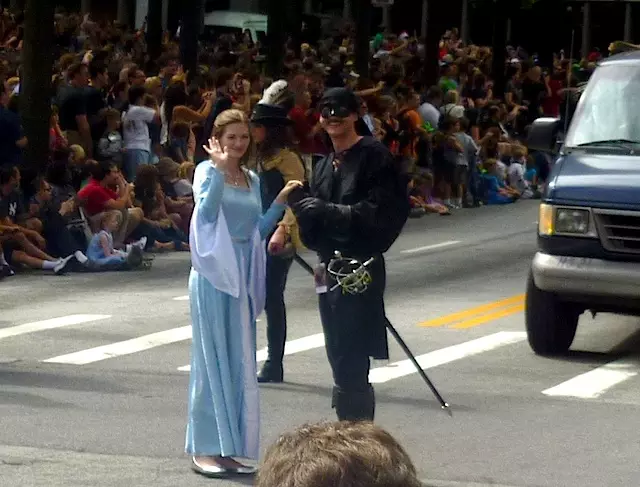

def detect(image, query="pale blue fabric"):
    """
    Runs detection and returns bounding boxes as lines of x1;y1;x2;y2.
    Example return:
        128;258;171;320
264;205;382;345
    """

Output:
185;161;285;459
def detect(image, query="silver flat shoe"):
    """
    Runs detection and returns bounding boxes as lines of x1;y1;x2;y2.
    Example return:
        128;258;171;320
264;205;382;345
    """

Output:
191;457;232;478
234;465;257;475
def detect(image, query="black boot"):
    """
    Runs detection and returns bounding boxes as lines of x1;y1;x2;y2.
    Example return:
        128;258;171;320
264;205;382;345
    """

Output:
257;361;284;383
331;386;375;422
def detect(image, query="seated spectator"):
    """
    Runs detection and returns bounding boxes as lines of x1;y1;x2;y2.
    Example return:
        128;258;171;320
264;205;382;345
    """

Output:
77;159;145;248
409;173;450;216
133;164;188;251
157;157;193;197
0;166;42;233
507;144;534;199
256;421;422;487
481;159;519;205
28;176;89;264
86;210;146;268
155;157;193;234
0;168;76;275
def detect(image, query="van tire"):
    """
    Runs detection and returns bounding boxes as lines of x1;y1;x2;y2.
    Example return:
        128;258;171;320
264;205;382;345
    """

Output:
525;270;580;356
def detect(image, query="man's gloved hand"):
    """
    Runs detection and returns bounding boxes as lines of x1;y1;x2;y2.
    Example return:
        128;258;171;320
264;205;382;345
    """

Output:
293;197;351;236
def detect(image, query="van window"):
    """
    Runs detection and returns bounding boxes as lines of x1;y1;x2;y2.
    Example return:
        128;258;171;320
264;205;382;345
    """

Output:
565;64;640;147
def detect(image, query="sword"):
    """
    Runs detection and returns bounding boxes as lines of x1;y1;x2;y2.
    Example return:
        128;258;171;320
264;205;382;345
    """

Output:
293;252;451;415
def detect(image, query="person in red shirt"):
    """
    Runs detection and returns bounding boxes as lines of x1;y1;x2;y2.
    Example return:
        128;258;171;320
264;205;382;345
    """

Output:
77;160;144;247
289;89;327;157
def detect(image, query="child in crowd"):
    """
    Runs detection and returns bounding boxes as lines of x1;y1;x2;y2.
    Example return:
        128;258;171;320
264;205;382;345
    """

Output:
86;210;146;268
481;159;519;205
97;107;123;164
507;144;534;199
409;173;451;216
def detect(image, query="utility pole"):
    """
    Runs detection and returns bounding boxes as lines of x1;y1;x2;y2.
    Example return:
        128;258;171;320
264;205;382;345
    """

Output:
20;0;54;171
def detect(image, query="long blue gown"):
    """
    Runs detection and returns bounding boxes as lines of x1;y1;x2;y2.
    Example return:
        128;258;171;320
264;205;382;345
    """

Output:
185;161;285;460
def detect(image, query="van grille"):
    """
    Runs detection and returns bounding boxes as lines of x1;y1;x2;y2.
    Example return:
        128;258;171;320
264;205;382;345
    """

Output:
594;210;640;254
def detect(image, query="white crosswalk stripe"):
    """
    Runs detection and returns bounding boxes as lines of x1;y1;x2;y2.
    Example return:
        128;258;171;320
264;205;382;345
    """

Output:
4;309;640;403
177;332;325;372
43;326;192;365
368;331;526;383
0;314;111;340
542;358;640;399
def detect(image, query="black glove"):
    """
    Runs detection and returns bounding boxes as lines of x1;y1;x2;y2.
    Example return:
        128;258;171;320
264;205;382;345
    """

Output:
292;197;328;221
293;197;351;238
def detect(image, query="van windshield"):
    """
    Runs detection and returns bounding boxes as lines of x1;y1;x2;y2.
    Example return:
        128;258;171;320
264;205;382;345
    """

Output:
564;63;640;148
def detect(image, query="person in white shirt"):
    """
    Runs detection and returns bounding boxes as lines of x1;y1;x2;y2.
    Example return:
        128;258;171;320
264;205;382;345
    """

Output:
122;86;160;181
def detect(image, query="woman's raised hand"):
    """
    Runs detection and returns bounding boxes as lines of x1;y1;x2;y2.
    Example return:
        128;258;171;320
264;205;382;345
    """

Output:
275;180;304;204
203;137;229;168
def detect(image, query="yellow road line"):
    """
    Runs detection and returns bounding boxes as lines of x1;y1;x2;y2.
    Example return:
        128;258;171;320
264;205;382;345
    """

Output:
450;303;525;329
419;294;525;328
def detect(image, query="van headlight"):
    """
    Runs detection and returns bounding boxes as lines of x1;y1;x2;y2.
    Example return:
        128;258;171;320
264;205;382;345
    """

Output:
538;204;597;237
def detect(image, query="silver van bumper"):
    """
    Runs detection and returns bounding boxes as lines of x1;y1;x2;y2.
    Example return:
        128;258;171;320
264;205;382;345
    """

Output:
532;252;640;298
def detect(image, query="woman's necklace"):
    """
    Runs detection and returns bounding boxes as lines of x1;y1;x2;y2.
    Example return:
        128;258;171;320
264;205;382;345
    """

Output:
225;169;244;187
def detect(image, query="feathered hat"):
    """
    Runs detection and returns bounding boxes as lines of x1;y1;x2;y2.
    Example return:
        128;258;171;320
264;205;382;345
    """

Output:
250;79;294;126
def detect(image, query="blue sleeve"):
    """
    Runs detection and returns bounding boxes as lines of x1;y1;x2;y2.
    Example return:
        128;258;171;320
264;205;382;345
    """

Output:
259;201;286;240
250;172;285;239
193;161;225;222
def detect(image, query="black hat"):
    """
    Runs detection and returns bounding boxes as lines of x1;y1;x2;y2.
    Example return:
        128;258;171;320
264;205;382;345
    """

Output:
318;87;360;116
250;103;292;126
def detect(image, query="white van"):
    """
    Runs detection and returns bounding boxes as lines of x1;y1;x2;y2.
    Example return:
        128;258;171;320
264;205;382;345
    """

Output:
202;11;267;44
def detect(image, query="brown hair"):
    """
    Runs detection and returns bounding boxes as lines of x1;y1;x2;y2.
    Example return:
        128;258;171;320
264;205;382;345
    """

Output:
255;421;422;487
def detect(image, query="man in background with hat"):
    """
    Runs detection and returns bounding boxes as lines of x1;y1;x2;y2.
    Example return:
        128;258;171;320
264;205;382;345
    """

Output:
292;87;410;422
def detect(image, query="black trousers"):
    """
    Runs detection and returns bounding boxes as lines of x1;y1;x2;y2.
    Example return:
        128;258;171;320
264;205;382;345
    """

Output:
317;256;388;421
263;252;293;368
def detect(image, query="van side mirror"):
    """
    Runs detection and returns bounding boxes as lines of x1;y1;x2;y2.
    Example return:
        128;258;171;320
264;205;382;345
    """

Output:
527;118;563;154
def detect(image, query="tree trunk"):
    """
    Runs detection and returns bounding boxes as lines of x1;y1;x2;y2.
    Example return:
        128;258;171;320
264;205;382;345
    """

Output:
180;0;204;83
20;0;54;172
147;0;163;63
266;0;287;77
423;0;441;87
491;0;509;99
353;0;372;78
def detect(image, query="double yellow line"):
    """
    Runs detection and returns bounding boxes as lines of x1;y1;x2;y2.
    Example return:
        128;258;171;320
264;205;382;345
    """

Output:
419;294;525;329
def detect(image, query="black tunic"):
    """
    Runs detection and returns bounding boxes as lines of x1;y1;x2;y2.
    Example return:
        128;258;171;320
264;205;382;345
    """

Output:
297;136;409;360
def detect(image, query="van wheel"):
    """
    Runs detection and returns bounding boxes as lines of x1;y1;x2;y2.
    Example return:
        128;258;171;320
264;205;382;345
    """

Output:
525;270;580;356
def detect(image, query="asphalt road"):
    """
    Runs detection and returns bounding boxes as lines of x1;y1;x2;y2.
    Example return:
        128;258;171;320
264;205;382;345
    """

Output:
2;199;640;487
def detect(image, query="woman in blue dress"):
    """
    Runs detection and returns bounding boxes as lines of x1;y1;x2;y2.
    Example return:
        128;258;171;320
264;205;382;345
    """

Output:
186;108;302;478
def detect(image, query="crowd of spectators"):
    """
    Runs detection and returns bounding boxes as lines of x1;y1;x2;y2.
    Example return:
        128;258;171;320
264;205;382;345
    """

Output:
0;8;592;280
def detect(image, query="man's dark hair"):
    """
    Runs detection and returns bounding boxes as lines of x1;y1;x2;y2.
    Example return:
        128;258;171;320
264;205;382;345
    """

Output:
128;85;147;105
67;63;87;79
92;159;117;181
89;59;107;80
0;165;17;185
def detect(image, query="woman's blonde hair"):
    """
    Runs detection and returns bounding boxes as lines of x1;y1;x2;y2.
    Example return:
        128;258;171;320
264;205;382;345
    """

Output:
212;109;252;166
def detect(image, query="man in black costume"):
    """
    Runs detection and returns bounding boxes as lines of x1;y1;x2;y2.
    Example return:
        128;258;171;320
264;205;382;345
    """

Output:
292;88;410;421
